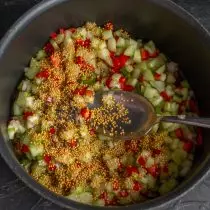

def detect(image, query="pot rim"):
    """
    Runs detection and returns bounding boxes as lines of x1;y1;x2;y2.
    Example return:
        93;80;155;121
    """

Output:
0;0;210;209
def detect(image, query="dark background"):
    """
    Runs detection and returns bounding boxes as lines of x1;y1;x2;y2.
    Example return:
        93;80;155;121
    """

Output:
1;0;210;209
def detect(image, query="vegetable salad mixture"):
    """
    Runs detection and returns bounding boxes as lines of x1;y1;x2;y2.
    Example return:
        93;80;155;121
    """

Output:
8;22;202;206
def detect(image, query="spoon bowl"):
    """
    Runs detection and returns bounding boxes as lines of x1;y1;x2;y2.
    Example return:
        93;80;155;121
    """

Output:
88;90;210;140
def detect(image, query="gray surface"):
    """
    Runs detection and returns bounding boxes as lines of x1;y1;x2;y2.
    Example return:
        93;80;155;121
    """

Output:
1;0;210;209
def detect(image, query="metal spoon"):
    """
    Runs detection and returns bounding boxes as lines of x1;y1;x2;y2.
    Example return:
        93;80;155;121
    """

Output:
88;90;210;140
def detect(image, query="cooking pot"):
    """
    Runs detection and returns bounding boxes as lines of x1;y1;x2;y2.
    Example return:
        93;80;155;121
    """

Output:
0;0;210;209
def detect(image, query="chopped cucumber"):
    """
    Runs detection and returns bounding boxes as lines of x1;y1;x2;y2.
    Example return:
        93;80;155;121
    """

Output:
107;38;116;52
102;30;113;40
144;86;159;99
164;102;179;113
25;67;40;80
159;179;177;195
121;68;131;78
173;95;182;103
36;50;47;60
16;92;30;107
137;61;148;72
91;37;100;49
50;39;59;50
148;56;165;70
124;45;136;57
167;72;176;84
98;48;113;66
127;78;138;87
93;199;105;206
143;70;154;81
133;49;142;63
172;149;187;165
116;37;126;48
30;144;44;158
64;31;73;46
125;65;134;73
181;80;190;88
132;67;141;78
55;33;65;44
13;103;23;116
31;162;46;178
151;96;163;106
150;81;165;92
144;40;156;55
156;65;166;74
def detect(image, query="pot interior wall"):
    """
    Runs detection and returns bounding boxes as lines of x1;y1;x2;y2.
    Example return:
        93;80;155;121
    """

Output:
0;0;210;202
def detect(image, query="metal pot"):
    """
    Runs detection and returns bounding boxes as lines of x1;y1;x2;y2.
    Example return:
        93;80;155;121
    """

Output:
0;0;210;209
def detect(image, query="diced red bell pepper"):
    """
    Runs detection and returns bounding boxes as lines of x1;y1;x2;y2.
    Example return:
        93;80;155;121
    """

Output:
126;165;139;176
85;89;93;97
50;32;57;39
119;76;126;84
122;84;134;92
75;39;91;48
109;51;115;59
75;56;85;65
100;191;108;200
80;107;91;120
23;111;33;120
163;165;169;173
83;39;91;48
119;190;129;197
44;43;54;55
36;70;50;79
50;54;60;67
178;100;187;114
89;128;96;136
149;49;159;58
14;142;22;152
154;73;161;80
147;165;159;177
49;127;56;135
48;164;56;171
69;27;76;33
140;49;150;61
152;149;161;156
160;91;172;101
133;181;142;191
113;180;120;191
76;162;82;168
44;154;52;164
119;54;129;67
104;21;114;30
75;39;84;47
106;77;112;88
111;54;129;73
137;156;146;167
139;75;144;83
188;99;200;114
74;86;87;95
21;144;29;153
59;28;65;34
183;141;193;153
108;197;118;206
118;160;123;171
115;36;119;41
175;128;184;139
112;58;121;73
68;139;77;148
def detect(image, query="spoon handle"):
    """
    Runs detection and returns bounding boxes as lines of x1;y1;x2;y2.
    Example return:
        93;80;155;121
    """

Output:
160;116;210;128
